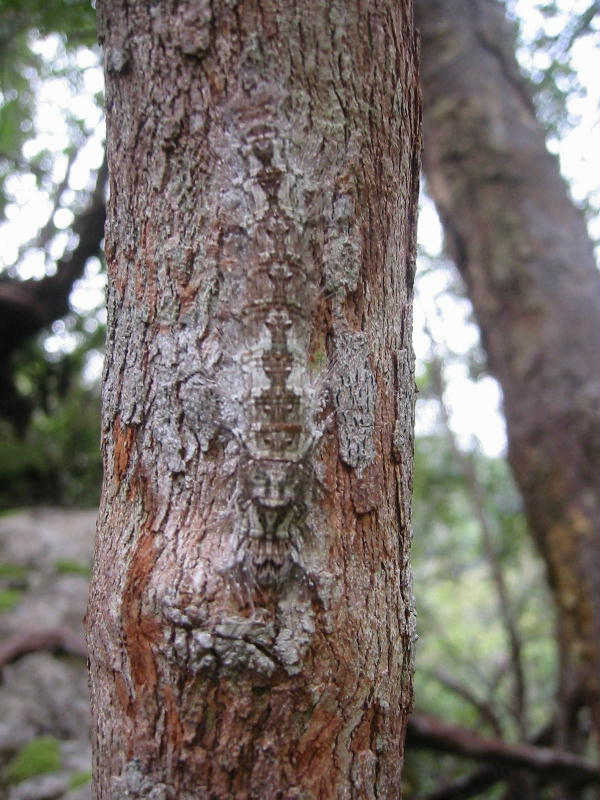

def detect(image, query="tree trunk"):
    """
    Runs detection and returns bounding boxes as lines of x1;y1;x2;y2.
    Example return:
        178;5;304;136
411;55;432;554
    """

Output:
87;2;420;798
416;0;600;736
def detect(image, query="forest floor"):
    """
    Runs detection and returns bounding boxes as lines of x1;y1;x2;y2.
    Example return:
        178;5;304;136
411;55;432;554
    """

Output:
0;509;95;800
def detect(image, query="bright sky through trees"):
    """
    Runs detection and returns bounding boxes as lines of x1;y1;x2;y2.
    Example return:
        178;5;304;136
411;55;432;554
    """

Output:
0;0;596;454
414;0;598;456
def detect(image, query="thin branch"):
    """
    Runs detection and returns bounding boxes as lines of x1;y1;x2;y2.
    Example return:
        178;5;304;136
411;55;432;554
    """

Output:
29;154;108;322
418;719;557;800
427;348;528;737
423;764;508;800
34;148;79;253
426;668;503;737
407;712;599;784
0;155;107;358
0;627;87;672
0;156;107;426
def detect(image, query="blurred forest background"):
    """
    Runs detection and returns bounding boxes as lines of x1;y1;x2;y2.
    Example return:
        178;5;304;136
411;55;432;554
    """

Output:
0;1;597;799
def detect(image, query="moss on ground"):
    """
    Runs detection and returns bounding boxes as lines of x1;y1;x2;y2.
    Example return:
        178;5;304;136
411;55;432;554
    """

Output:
54;558;91;577
69;770;92;790
0;589;23;611
3;736;62;784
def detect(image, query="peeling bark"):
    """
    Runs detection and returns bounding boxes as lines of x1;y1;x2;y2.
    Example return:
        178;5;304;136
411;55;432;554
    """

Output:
87;2;420;798
416;0;600;735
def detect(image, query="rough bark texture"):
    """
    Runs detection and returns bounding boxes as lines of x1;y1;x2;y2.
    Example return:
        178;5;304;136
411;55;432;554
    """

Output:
87;2;420;798
416;0;600;735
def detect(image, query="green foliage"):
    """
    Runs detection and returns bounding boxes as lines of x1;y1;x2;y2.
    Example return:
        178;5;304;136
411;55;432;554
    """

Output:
510;1;599;137
0;0;98;213
0;372;102;509
0;308;104;508
0;588;22;611
12;315;105;415
403;751;506;799
405;432;559;797
0;561;28;580
0;0;96;43
68;770;92;790
54;557;91;576
3;736;61;784
0;560;27;610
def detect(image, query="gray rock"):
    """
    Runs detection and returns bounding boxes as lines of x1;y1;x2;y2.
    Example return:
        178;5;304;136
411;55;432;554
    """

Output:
7;576;89;635
59;741;92;775
0;511;95;797
0;510;96;570
0;693;37;751
0;654;90;741
62;786;92;800
8;773;70;800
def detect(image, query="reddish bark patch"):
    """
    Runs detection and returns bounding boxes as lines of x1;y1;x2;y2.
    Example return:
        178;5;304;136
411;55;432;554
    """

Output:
113;418;134;483
296;703;343;788
350;460;384;514
121;529;159;698
114;670;133;718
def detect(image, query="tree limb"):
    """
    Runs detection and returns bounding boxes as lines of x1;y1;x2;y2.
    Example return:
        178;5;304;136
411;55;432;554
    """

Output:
407;712;599;784
0;626;87;673
0;156;107;356
427;352;528;737
0;156;107;427
426;668;503;737
417;0;600;733
423;765;508;800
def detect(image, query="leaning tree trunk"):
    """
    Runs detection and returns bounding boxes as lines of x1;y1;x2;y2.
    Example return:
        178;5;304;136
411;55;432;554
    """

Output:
416;0;600;737
87;2;420;798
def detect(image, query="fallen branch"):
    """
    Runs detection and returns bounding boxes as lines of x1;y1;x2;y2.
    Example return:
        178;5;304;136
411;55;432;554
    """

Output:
0;626;87;672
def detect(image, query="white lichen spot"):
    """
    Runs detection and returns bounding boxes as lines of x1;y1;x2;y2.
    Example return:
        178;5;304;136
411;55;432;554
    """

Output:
111;759;167;800
331;331;377;474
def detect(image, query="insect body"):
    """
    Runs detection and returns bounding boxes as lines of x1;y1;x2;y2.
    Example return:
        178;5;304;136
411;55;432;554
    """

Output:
225;120;318;590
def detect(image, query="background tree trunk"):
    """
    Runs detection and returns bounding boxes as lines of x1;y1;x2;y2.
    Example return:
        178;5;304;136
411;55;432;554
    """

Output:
416;0;600;737
87;1;420;798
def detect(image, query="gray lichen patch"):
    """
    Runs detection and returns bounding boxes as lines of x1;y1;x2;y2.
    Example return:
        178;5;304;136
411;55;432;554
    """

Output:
111;759;167;800
323;192;362;296
159;576;318;678
144;324;224;476
175;0;213;57
331;331;377;474
178;373;220;453
392;346;415;462
274;589;315;675
392;343;416;529
146;330;186;474
103;285;147;428
165;613;278;677
213;617;277;676
104;47;130;75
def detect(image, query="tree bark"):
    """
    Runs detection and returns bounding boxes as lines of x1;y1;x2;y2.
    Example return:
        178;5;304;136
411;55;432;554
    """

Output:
416;0;600;736
87;2;420;798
